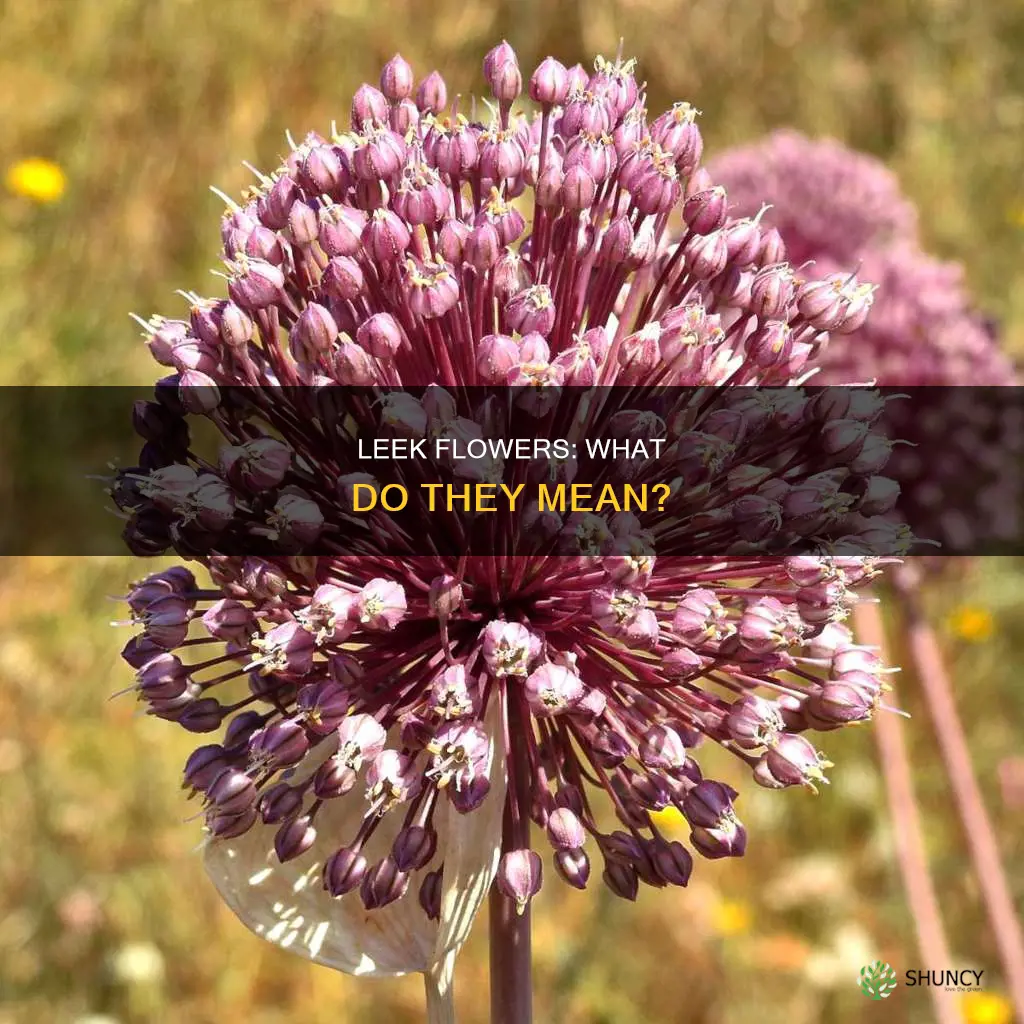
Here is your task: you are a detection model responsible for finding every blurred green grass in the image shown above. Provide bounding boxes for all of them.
[1,1,1022,1022]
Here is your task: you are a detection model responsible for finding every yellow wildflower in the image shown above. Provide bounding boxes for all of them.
[5,158,66,203]
[947,605,995,643]
[961,991,1013,1024]
[711,898,752,936]
[649,804,688,837]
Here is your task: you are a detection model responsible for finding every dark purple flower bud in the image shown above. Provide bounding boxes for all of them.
[137,653,189,701]
[631,163,681,217]
[602,859,639,901]
[638,724,688,773]
[207,806,258,839]
[690,821,748,860]
[259,782,304,824]
[731,494,784,542]
[449,775,491,814]
[296,681,351,734]
[361,857,410,910]
[207,767,258,816]
[546,807,586,850]
[220,437,292,492]
[649,838,693,888]
[419,867,443,919]
[392,825,438,871]
[324,847,368,897]
[682,779,739,829]
[554,847,590,889]
[140,593,192,649]
[530,56,570,105]
[274,815,317,862]
[183,744,228,792]
[249,718,310,769]
[483,40,522,102]
[179,698,226,733]
[380,53,414,101]
[222,711,266,753]
[497,849,543,914]
[416,71,448,115]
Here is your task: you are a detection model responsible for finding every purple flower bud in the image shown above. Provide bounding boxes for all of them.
[207,767,258,815]
[362,208,411,264]
[258,782,304,824]
[683,230,729,279]
[220,438,292,493]
[289,303,338,363]
[662,646,705,680]
[256,175,298,231]
[497,849,543,914]
[380,53,414,101]
[207,806,258,839]
[530,56,570,105]
[351,83,389,128]
[761,733,833,789]
[274,815,317,863]
[392,825,438,871]
[137,653,190,701]
[683,187,728,234]
[551,847,589,889]
[682,779,740,829]
[361,857,410,910]
[249,718,310,770]
[438,218,470,263]
[355,312,404,359]
[428,574,465,620]
[419,867,443,919]
[546,807,586,850]
[183,744,228,792]
[560,165,597,210]
[324,847,368,897]
[602,859,639,901]
[227,255,285,310]
[483,40,522,102]
[416,71,448,115]
[477,334,520,383]
[639,724,688,771]
[299,144,347,196]
[318,203,366,257]
[448,774,492,813]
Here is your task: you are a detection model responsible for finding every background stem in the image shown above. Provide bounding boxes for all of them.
[894,578,1024,1022]
[854,599,960,1024]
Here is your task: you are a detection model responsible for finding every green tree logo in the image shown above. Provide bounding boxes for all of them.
[859,961,898,1000]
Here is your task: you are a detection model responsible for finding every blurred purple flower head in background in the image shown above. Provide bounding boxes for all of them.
[710,129,1022,550]
[115,46,901,980]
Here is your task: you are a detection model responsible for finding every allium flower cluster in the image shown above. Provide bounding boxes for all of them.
[710,130,1021,551]
[116,47,899,968]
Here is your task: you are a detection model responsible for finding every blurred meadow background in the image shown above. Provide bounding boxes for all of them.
[1,0,1022,1022]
